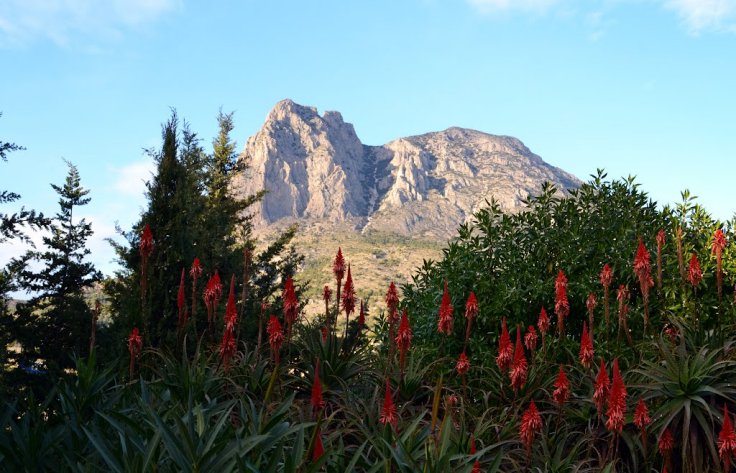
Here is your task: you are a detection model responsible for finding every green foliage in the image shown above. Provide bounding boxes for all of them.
[105,110,302,357]
[635,328,736,473]
[4,161,100,385]
[5,153,736,472]
[1,113,51,391]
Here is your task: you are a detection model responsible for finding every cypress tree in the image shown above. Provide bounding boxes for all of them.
[106,109,302,356]
[107,111,206,348]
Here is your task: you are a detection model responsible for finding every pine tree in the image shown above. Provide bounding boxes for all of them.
[11,161,101,377]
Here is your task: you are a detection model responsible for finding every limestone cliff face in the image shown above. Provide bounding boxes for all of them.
[235,99,370,228]
[232,100,580,238]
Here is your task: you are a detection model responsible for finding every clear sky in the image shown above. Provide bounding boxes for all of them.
[1,0,735,278]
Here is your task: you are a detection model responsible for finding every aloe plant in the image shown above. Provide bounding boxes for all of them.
[635,330,736,472]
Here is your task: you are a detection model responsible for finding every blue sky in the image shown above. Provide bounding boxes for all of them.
[1,0,735,277]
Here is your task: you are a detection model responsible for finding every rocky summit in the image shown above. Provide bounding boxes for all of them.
[232,99,579,240]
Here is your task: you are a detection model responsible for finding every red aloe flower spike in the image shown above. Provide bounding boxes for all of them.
[520,400,543,455]
[203,274,215,338]
[128,327,143,378]
[385,281,400,318]
[438,280,453,335]
[312,424,324,462]
[358,300,366,328]
[189,257,202,329]
[465,291,478,321]
[593,359,610,414]
[203,270,223,340]
[634,399,651,430]
[663,323,678,344]
[713,228,728,301]
[524,325,538,353]
[713,228,728,255]
[139,224,154,258]
[552,365,569,407]
[719,403,736,471]
[634,398,651,453]
[396,308,412,375]
[456,351,470,376]
[385,281,400,362]
[633,238,654,332]
[320,325,328,343]
[688,253,702,288]
[333,247,345,314]
[341,264,356,339]
[469,434,480,472]
[323,285,332,333]
[579,322,594,369]
[379,379,398,428]
[283,276,298,325]
[616,285,633,346]
[224,275,237,331]
[658,428,674,463]
[311,358,325,415]
[656,229,665,290]
[177,268,187,328]
[342,265,356,317]
[537,307,550,336]
[600,263,613,287]
[212,270,223,303]
[496,318,513,372]
[189,257,202,279]
[333,247,345,284]
[554,270,570,337]
[633,238,652,282]
[585,292,597,333]
[267,314,284,364]
[282,276,298,345]
[219,326,236,371]
[605,358,627,433]
[510,326,527,392]
[464,291,478,346]
[600,264,613,325]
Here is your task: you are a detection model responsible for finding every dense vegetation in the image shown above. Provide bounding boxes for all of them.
[2,108,736,472]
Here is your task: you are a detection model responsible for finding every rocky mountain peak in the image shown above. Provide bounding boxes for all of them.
[233,100,580,239]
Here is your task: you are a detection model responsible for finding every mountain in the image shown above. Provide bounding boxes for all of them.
[232,99,580,239]
[231,99,580,317]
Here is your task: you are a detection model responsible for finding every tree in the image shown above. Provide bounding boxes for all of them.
[10,161,101,378]
[105,109,302,355]
[1,112,52,393]
[105,111,205,348]
[401,171,668,361]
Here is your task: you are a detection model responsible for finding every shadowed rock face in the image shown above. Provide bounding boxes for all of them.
[232,99,580,239]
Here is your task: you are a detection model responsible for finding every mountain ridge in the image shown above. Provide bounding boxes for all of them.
[232,99,580,239]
